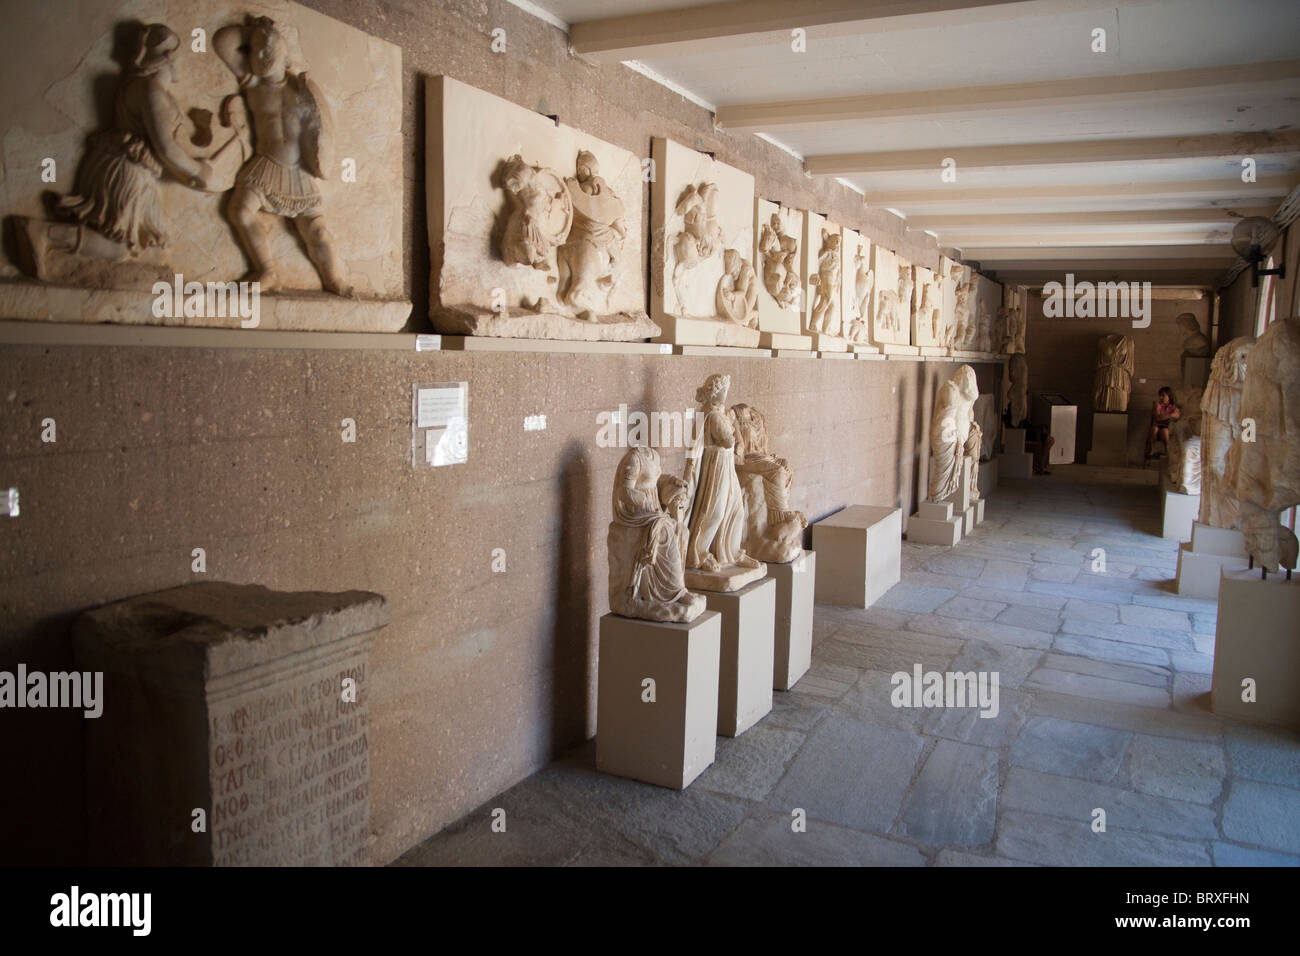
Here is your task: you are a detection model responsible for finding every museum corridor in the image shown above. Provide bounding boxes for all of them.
[396,470,1300,866]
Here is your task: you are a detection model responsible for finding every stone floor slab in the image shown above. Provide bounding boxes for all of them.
[1010,716,1130,782]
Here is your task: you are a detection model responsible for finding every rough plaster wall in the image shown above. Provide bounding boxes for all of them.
[1023,294,1210,463]
[0,0,969,864]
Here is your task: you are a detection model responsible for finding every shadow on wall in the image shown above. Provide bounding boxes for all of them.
[0,611,86,865]
[549,439,593,755]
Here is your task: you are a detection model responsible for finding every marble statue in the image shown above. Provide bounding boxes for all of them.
[215,17,354,296]
[607,445,706,623]
[500,155,573,271]
[1198,336,1256,529]
[974,303,993,353]
[672,182,724,287]
[929,365,981,502]
[716,249,759,327]
[730,404,808,563]
[974,393,999,461]
[808,230,841,336]
[17,23,226,284]
[557,150,627,320]
[1167,388,1203,495]
[1093,334,1135,412]
[1007,352,1029,426]
[1177,313,1212,357]
[846,247,873,343]
[1225,317,1300,571]
[1000,302,1026,355]
[758,212,800,310]
[896,269,914,333]
[683,374,765,590]
[954,280,974,349]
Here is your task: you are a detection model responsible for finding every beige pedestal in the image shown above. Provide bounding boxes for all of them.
[596,611,722,788]
[1161,488,1200,541]
[1176,522,1250,599]
[963,498,986,535]
[976,456,998,498]
[908,500,963,546]
[809,333,849,352]
[1087,412,1129,466]
[760,331,813,350]
[1002,428,1034,479]
[1211,571,1300,728]
[704,579,776,737]
[652,314,762,349]
[811,505,903,607]
[769,551,815,691]
[73,582,389,866]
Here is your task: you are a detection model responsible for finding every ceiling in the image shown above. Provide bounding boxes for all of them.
[513,0,1300,288]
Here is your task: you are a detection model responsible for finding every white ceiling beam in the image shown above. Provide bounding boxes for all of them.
[950,229,1236,247]
[965,245,1235,262]
[806,130,1300,176]
[568,0,1031,63]
[863,176,1298,208]
[908,206,1275,230]
[979,257,1232,272]
[992,268,1222,285]
[717,60,1300,131]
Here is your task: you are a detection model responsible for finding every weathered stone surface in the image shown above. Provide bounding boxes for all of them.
[1211,842,1300,867]
[1003,767,1217,839]
[898,741,999,846]
[996,604,1063,632]
[876,582,957,613]
[695,724,805,801]
[1010,716,1130,782]
[1059,618,1195,651]
[709,811,925,866]
[1223,724,1300,787]
[1040,652,1170,689]
[767,715,923,833]
[1024,666,1170,708]
[74,581,388,866]
[995,809,1210,866]
[1053,634,1169,668]
[951,641,1043,689]
[1222,781,1300,855]
[936,595,1007,621]
[1119,603,1191,631]
[907,614,1054,650]
[1126,735,1225,804]
[921,687,1030,749]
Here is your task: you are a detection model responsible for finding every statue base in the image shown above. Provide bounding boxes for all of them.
[812,505,903,607]
[1161,488,1200,541]
[1176,522,1250,599]
[596,611,721,789]
[759,330,812,350]
[767,551,815,691]
[0,277,410,332]
[1087,412,1129,466]
[807,332,849,352]
[907,499,963,547]
[963,498,986,535]
[652,314,762,348]
[432,303,659,341]
[684,562,768,593]
[1002,428,1035,478]
[976,456,999,497]
[702,578,776,737]
[1211,570,1300,729]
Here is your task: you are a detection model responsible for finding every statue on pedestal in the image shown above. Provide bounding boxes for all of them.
[929,365,981,502]
[730,404,807,563]
[1093,334,1135,412]
[1198,336,1256,529]
[607,445,705,623]
[1225,317,1300,571]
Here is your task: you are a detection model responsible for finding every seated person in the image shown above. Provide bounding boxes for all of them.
[1145,386,1180,459]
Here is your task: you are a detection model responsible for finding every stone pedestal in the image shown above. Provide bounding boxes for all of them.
[1176,522,1251,599]
[963,497,986,535]
[72,582,390,866]
[976,456,998,498]
[652,315,761,349]
[759,331,812,350]
[811,505,903,607]
[809,333,849,352]
[768,551,815,691]
[1087,412,1129,466]
[1161,488,1200,541]
[1211,571,1300,728]
[596,611,722,789]
[1182,355,1211,389]
[1002,428,1034,478]
[907,499,962,546]
[703,579,776,737]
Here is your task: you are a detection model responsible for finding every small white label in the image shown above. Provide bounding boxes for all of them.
[415,334,441,352]
[524,414,547,432]
[6,488,18,517]
[659,343,673,354]
[417,385,464,429]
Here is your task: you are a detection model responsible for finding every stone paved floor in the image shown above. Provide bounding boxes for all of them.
[395,467,1300,866]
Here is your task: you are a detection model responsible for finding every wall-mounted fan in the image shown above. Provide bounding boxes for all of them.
[1231,216,1285,287]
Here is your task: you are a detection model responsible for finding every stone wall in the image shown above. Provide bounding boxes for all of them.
[1023,293,1211,463]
